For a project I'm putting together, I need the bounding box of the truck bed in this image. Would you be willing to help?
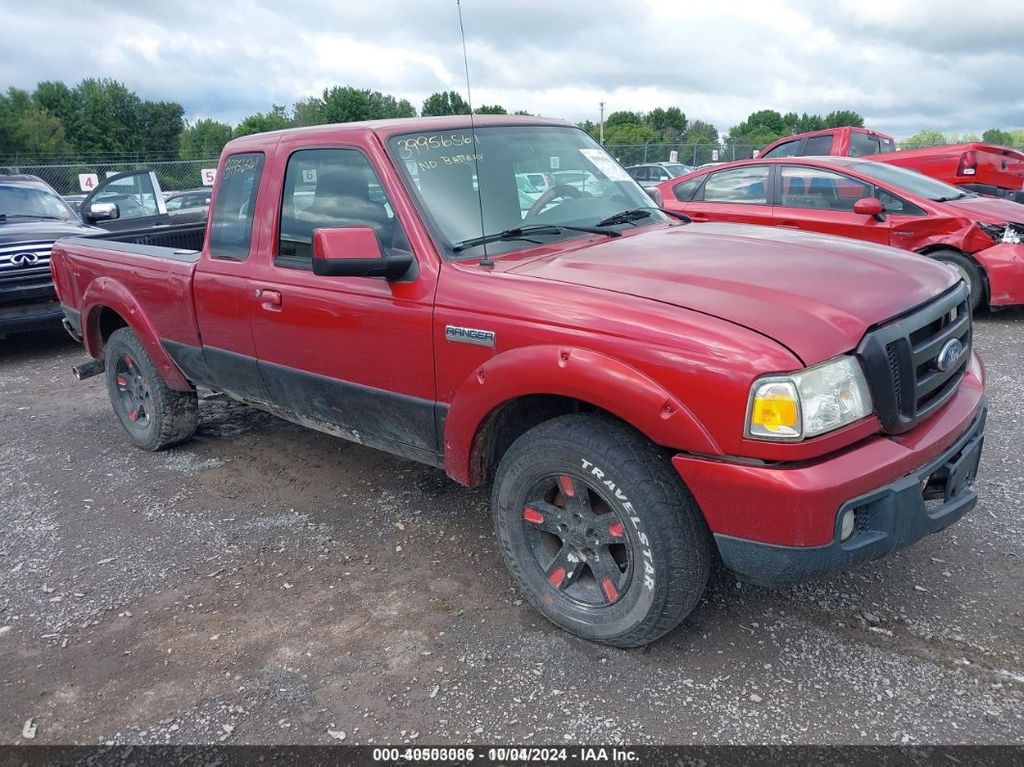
[51,232,205,351]
[873,142,1024,199]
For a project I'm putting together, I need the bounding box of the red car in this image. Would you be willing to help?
[656,156,1024,311]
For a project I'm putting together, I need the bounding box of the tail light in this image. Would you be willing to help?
[957,150,977,176]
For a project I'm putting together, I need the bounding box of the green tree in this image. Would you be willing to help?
[71,78,144,153]
[1007,129,1024,147]
[234,105,292,137]
[728,109,788,146]
[901,129,949,148]
[139,101,184,158]
[474,104,507,114]
[982,128,1013,145]
[421,91,470,117]
[0,88,70,158]
[681,119,719,145]
[604,110,645,129]
[179,118,233,160]
[603,122,660,145]
[367,91,415,119]
[822,109,864,128]
[647,107,686,140]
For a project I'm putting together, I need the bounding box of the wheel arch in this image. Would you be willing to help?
[915,245,990,307]
[82,278,192,391]
[443,345,721,487]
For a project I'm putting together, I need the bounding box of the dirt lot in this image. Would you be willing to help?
[1,311,1022,746]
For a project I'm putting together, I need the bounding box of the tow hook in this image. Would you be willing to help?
[72,359,105,381]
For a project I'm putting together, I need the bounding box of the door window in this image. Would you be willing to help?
[702,166,769,204]
[93,173,160,220]
[803,135,833,155]
[779,166,872,211]
[208,152,265,261]
[849,133,882,157]
[761,140,800,159]
[277,148,408,269]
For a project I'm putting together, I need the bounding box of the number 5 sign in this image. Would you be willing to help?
[201,168,217,186]
[78,173,99,191]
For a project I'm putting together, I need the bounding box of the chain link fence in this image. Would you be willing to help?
[0,157,218,197]
[603,143,764,167]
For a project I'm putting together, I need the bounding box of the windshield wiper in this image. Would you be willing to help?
[451,223,619,253]
[595,207,691,227]
[0,213,69,222]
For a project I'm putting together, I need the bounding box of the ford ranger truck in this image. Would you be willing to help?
[50,117,987,647]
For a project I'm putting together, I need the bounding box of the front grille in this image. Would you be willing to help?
[0,240,54,278]
[857,283,971,434]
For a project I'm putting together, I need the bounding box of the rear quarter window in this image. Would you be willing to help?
[208,152,265,261]
[673,177,703,202]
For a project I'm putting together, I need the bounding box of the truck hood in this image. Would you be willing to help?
[943,195,1024,223]
[506,222,957,364]
[0,219,103,246]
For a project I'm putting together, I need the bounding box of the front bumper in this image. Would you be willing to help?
[672,352,986,585]
[713,406,985,584]
[975,242,1024,307]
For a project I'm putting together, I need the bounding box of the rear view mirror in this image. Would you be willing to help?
[86,202,120,222]
[311,227,413,280]
[853,197,884,219]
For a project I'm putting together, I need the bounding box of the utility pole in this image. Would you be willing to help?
[599,101,605,145]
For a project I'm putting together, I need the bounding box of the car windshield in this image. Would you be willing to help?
[848,161,968,201]
[387,125,666,257]
[0,184,76,221]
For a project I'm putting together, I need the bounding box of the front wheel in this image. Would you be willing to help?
[930,250,985,312]
[492,414,711,647]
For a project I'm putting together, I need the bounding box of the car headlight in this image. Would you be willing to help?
[747,355,873,441]
[978,222,1024,245]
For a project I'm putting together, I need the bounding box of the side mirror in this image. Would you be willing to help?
[86,201,120,222]
[853,197,885,220]
[311,227,414,280]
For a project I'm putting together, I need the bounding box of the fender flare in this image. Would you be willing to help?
[82,277,193,391]
[443,345,721,485]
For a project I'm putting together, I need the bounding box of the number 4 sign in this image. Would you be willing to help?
[201,168,217,186]
[78,173,99,191]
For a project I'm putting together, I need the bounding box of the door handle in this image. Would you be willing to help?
[776,220,800,229]
[257,288,282,310]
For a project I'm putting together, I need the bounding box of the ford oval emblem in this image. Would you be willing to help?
[936,338,964,372]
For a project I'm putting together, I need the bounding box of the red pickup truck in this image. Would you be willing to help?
[51,116,987,647]
[760,126,1024,203]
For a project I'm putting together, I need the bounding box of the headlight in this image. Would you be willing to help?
[978,222,1024,245]
[747,356,873,441]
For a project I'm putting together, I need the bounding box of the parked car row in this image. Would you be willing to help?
[653,156,1024,311]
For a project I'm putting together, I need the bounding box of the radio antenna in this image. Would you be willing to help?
[457,0,493,269]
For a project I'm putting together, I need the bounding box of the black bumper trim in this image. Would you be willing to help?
[716,404,987,585]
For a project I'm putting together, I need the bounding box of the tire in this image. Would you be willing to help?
[103,327,198,451]
[492,413,711,647]
[930,250,985,312]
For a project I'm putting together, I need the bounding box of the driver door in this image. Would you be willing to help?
[80,170,171,231]
[248,141,440,459]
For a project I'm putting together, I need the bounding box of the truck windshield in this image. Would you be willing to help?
[0,185,76,222]
[848,161,969,201]
[387,125,666,257]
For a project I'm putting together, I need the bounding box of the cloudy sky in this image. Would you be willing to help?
[2,0,1023,137]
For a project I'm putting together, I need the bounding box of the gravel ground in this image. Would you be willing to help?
[1,311,1022,746]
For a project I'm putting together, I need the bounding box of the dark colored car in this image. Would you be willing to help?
[164,188,212,223]
[625,162,694,190]
[0,174,104,338]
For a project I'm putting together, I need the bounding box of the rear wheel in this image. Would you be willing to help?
[492,414,711,647]
[104,327,198,451]
[930,250,985,312]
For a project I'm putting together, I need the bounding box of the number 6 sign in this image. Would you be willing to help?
[201,168,217,186]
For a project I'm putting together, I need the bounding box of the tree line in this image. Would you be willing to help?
[2,78,1022,163]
